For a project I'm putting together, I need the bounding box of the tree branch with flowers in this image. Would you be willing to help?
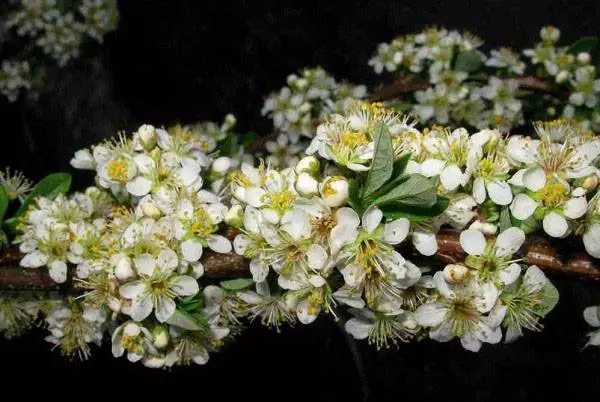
[2,24,600,367]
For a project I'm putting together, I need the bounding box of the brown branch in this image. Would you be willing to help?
[370,76,569,102]
[1,230,600,291]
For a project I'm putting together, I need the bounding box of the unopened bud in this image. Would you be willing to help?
[583,175,599,192]
[222,114,236,130]
[443,264,469,284]
[540,26,560,43]
[212,156,232,176]
[320,176,349,207]
[578,52,591,65]
[296,173,319,196]
[295,156,320,175]
[225,205,244,228]
[555,70,569,84]
[138,124,157,149]
[152,325,170,349]
[115,256,135,281]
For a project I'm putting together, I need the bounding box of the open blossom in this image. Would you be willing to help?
[583,306,600,347]
[421,127,482,191]
[119,248,199,322]
[415,271,504,352]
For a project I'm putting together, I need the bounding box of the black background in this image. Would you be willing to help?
[2,1,600,401]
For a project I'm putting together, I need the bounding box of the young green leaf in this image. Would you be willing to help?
[498,207,512,232]
[220,278,255,291]
[166,309,208,331]
[370,174,436,208]
[392,153,411,177]
[381,196,449,222]
[454,50,483,73]
[362,122,393,198]
[347,179,363,214]
[0,185,8,223]
[567,36,599,55]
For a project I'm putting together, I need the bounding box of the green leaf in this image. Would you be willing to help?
[567,36,599,55]
[453,50,484,73]
[220,278,255,291]
[539,281,559,317]
[392,153,411,177]
[219,135,238,157]
[498,207,512,232]
[370,174,436,208]
[381,196,449,222]
[362,122,393,198]
[165,309,207,331]
[0,185,8,223]
[347,179,363,214]
[4,173,71,232]
[240,131,257,148]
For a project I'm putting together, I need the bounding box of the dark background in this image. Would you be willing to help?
[2,1,600,400]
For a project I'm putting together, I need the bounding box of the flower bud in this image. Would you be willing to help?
[212,156,232,176]
[139,196,161,218]
[555,70,569,84]
[540,26,560,43]
[115,256,135,281]
[583,175,599,192]
[320,176,349,207]
[296,172,319,196]
[225,205,244,228]
[443,264,469,284]
[138,124,157,149]
[578,52,591,65]
[222,114,236,130]
[152,325,170,349]
[295,156,320,175]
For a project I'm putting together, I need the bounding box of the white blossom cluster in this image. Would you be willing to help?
[369,26,600,132]
[1,0,118,101]
[0,60,32,102]
[261,67,367,168]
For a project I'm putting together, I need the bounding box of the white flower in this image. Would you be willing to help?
[119,248,199,322]
[583,306,600,346]
[319,176,349,207]
[111,321,155,363]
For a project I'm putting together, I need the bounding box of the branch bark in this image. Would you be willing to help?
[1,230,599,291]
[370,76,568,102]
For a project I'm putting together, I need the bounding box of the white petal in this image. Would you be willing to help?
[49,260,68,283]
[297,300,319,324]
[542,212,569,238]
[345,318,372,340]
[421,159,446,177]
[250,260,269,283]
[245,187,266,207]
[440,164,463,191]
[473,178,486,204]
[181,239,203,262]
[335,207,360,229]
[584,306,600,327]
[307,244,327,271]
[499,263,521,285]
[329,224,358,255]
[20,250,49,268]
[487,180,513,205]
[281,209,311,241]
[134,254,156,276]
[510,194,538,220]
[170,275,199,296]
[309,275,326,287]
[341,264,366,287]
[459,229,486,256]
[415,303,447,327]
[523,265,548,292]
[129,296,153,321]
[126,177,152,196]
[523,167,546,191]
[119,281,146,299]
[460,332,482,352]
[158,248,179,272]
[207,235,232,253]
[383,218,410,245]
[507,169,526,187]
[494,227,525,257]
[155,296,176,323]
[564,197,587,219]
[362,207,383,234]
[584,223,600,258]
[412,228,438,256]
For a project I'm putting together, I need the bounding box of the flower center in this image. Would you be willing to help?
[262,190,296,213]
[339,131,368,148]
[107,159,129,183]
[536,181,567,208]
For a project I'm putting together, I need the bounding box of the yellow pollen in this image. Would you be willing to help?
[262,190,296,212]
[107,159,129,183]
[537,181,567,207]
[339,131,368,148]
